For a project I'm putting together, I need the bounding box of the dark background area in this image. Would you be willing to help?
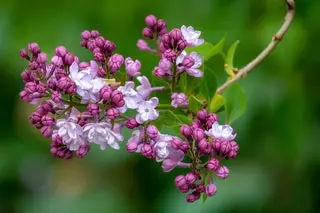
[0,0,319,212]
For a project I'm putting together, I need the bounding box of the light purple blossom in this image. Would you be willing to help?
[136,97,159,124]
[171,92,189,108]
[205,122,236,142]
[125,57,141,77]
[69,61,105,103]
[136,76,164,99]
[181,25,204,47]
[117,81,143,113]
[176,51,203,77]
[83,122,123,150]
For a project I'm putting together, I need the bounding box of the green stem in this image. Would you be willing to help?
[171,61,177,92]
[157,104,172,109]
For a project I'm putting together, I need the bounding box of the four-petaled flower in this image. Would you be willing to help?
[136,97,159,124]
[205,122,237,142]
[181,25,204,47]
[176,51,203,77]
[117,81,143,112]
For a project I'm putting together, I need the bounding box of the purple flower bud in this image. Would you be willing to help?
[94,51,105,62]
[153,67,166,78]
[220,141,231,155]
[205,184,217,197]
[179,184,190,193]
[181,55,195,69]
[91,30,100,38]
[55,46,68,57]
[29,111,42,124]
[125,117,139,129]
[21,70,35,83]
[51,91,61,103]
[141,143,154,159]
[125,57,141,77]
[162,159,177,172]
[58,77,75,94]
[41,115,55,126]
[64,53,75,66]
[28,43,41,56]
[145,14,157,28]
[19,90,30,102]
[137,39,153,51]
[88,103,99,116]
[47,79,57,90]
[171,138,189,153]
[37,53,47,64]
[180,125,192,138]
[95,36,105,48]
[104,40,116,54]
[37,101,54,115]
[51,137,73,160]
[37,83,46,94]
[106,108,120,120]
[108,54,124,74]
[111,90,125,107]
[163,49,177,62]
[196,184,205,193]
[193,128,205,142]
[230,141,239,152]
[51,56,64,67]
[186,191,200,203]
[169,28,183,42]
[185,172,198,185]
[100,86,112,101]
[81,30,91,40]
[171,92,189,108]
[198,138,212,155]
[175,175,186,188]
[76,144,90,158]
[177,39,187,52]
[206,113,218,127]
[126,141,138,153]
[207,158,219,171]
[19,48,29,60]
[79,62,90,69]
[55,68,67,80]
[216,166,229,179]
[24,82,37,94]
[87,40,96,51]
[146,125,159,139]
[161,34,172,49]
[41,126,53,138]
[80,39,87,47]
[190,120,201,130]
[197,109,208,121]
[157,19,167,35]
[142,27,154,39]
[227,150,237,159]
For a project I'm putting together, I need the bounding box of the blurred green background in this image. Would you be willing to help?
[0,0,319,212]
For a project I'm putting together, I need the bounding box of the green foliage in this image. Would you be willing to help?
[208,94,224,112]
[224,83,246,124]
[225,40,240,76]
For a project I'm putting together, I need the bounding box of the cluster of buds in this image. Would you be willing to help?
[18,14,239,203]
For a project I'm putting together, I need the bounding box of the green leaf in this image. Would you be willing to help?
[186,37,225,62]
[200,169,213,204]
[189,95,204,113]
[208,94,224,112]
[179,72,188,93]
[224,83,246,124]
[199,66,218,100]
[225,40,240,75]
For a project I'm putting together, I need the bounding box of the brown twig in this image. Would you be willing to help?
[216,0,295,94]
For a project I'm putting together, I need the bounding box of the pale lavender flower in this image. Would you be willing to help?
[125,57,141,77]
[69,61,105,103]
[136,76,164,99]
[205,122,236,142]
[117,81,143,113]
[181,25,204,47]
[171,92,189,108]
[136,97,159,124]
[176,51,203,77]
[83,122,123,150]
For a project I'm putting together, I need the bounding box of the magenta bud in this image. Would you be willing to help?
[206,158,219,171]
[169,28,183,42]
[196,184,205,193]
[19,90,30,102]
[28,61,38,70]
[198,138,212,155]
[190,120,201,130]
[24,82,37,94]
[179,184,190,193]
[51,91,62,103]
[220,141,231,155]
[41,115,55,126]
[64,53,75,66]
[41,126,53,138]
[37,53,47,63]
[88,103,99,116]
[80,39,87,47]
[142,27,154,39]
[216,166,229,179]
[185,172,198,185]
[94,51,105,62]
[103,40,116,54]
[137,39,152,51]
[180,125,192,138]
[161,34,172,49]
[106,108,120,120]
[19,48,29,59]
[55,46,68,57]
[145,14,157,28]
[177,39,187,52]
[126,141,138,153]
[125,57,141,77]
[197,109,208,121]
[79,62,90,69]
[21,70,35,83]
[76,144,90,158]
[186,191,200,203]
[162,159,177,172]
[28,43,41,55]
[174,175,186,188]
[55,68,67,80]
[230,141,239,152]
[81,30,91,40]
[111,90,125,107]
[171,92,189,108]
[87,40,96,51]
[205,184,217,197]
[206,113,218,127]
[157,19,167,35]
[193,128,205,142]
[125,117,139,129]
[37,101,54,115]
[91,30,100,38]
[51,56,64,67]
[108,54,124,73]
[153,67,166,78]
[95,36,105,48]
[163,49,177,62]
[181,55,195,69]
[141,143,154,159]
[100,86,112,101]
[146,125,159,139]
[29,111,42,124]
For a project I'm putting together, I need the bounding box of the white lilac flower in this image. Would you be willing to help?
[153,134,185,163]
[56,111,86,151]
[205,122,236,142]
[136,76,164,99]
[136,97,159,124]
[69,61,105,103]
[83,122,123,150]
[176,51,203,77]
[117,81,143,113]
[181,25,204,47]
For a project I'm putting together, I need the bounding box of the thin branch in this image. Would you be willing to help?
[216,0,295,94]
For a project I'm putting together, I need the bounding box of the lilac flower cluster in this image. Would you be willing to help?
[18,14,239,203]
